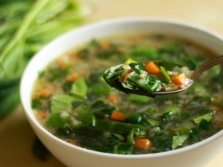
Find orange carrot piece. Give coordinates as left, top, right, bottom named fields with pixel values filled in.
left=67, top=72, right=79, bottom=81
left=56, top=58, right=66, bottom=68
left=66, top=139, right=78, bottom=146
left=35, top=111, right=47, bottom=120
left=108, top=94, right=118, bottom=104
left=68, top=52, right=78, bottom=60
left=119, top=70, right=132, bottom=83
left=134, top=138, right=151, bottom=149
left=110, top=110, right=126, bottom=121
left=100, top=41, right=110, bottom=49
left=171, top=73, right=186, bottom=85
left=144, top=61, right=160, bottom=75
left=38, top=88, right=51, bottom=98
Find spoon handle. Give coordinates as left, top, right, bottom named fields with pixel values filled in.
left=191, top=55, right=223, bottom=80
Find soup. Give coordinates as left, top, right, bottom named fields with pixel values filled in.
left=31, top=33, right=223, bottom=154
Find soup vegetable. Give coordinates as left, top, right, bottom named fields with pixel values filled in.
left=31, top=34, right=223, bottom=154
left=103, top=58, right=193, bottom=95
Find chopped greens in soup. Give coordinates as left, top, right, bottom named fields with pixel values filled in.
left=103, top=58, right=193, bottom=95
left=31, top=34, right=223, bottom=154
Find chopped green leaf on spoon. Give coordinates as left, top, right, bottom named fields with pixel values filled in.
left=103, top=59, right=193, bottom=96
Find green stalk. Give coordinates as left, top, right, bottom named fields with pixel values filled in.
left=0, top=0, right=51, bottom=66
left=0, top=0, right=84, bottom=118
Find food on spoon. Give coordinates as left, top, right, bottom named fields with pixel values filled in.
left=103, top=59, right=193, bottom=94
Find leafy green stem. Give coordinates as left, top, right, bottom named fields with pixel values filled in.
left=0, top=0, right=51, bottom=67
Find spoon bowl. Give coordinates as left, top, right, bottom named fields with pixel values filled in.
left=104, top=55, right=223, bottom=97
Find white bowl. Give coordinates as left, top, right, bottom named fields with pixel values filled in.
left=20, top=17, right=223, bottom=167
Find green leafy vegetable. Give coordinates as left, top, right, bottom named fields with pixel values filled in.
left=0, top=0, right=84, bottom=117
left=113, top=143, right=133, bottom=154
left=51, top=94, right=74, bottom=113
left=127, top=94, right=150, bottom=104
left=125, top=46, right=158, bottom=61
left=103, top=58, right=193, bottom=96
left=159, top=66, right=170, bottom=83
left=95, top=119, right=146, bottom=135
left=172, top=135, right=189, bottom=149
left=47, top=112, right=70, bottom=128
left=193, top=113, right=212, bottom=125
left=70, top=77, right=88, bottom=98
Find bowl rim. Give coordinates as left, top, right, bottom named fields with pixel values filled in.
left=20, top=16, right=223, bottom=158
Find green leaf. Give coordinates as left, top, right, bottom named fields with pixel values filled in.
left=0, top=39, right=26, bottom=78
left=95, top=119, right=146, bottom=135
left=159, top=66, right=170, bottom=83
left=70, top=77, right=87, bottom=98
left=124, top=72, right=162, bottom=93
left=89, top=84, right=110, bottom=95
left=114, top=143, right=133, bottom=154
left=125, top=113, right=143, bottom=124
left=127, top=129, right=134, bottom=144
left=75, top=106, right=95, bottom=127
left=50, top=94, right=74, bottom=113
left=125, top=46, right=158, bottom=61
left=127, top=94, right=150, bottom=104
left=0, top=0, right=51, bottom=68
left=36, top=0, right=69, bottom=24
left=172, top=135, right=189, bottom=149
left=0, top=0, right=84, bottom=118
left=47, top=112, right=70, bottom=128
left=193, top=113, right=212, bottom=125
left=148, top=119, right=160, bottom=127
left=112, top=133, right=125, bottom=141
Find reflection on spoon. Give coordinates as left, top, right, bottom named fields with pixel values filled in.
left=103, top=56, right=223, bottom=97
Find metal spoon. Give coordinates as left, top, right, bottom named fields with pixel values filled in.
left=103, top=55, right=223, bottom=97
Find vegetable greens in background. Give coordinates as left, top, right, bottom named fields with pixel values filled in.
left=0, top=0, right=85, bottom=117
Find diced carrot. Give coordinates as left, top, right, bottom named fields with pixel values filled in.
left=67, top=72, right=79, bottom=81
left=110, top=110, right=127, bottom=121
left=119, top=70, right=132, bottom=83
left=134, top=138, right=152, bottom=149
left=108, top=94, right=118, bottom=105
left=38, top=88, right=51, bottom=98
left=144, top=61, right=160, bottom=75
left=68, top=53, right=78, bottom=61
left=100, top=41, right=110, bottom=49
left=56, top=58, right=66, bottom=68
left=35, top=111, right=47, bottom=120
left=171, top=73, right=186, bottom=85
left=66, top=139, right=78, bottom=146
